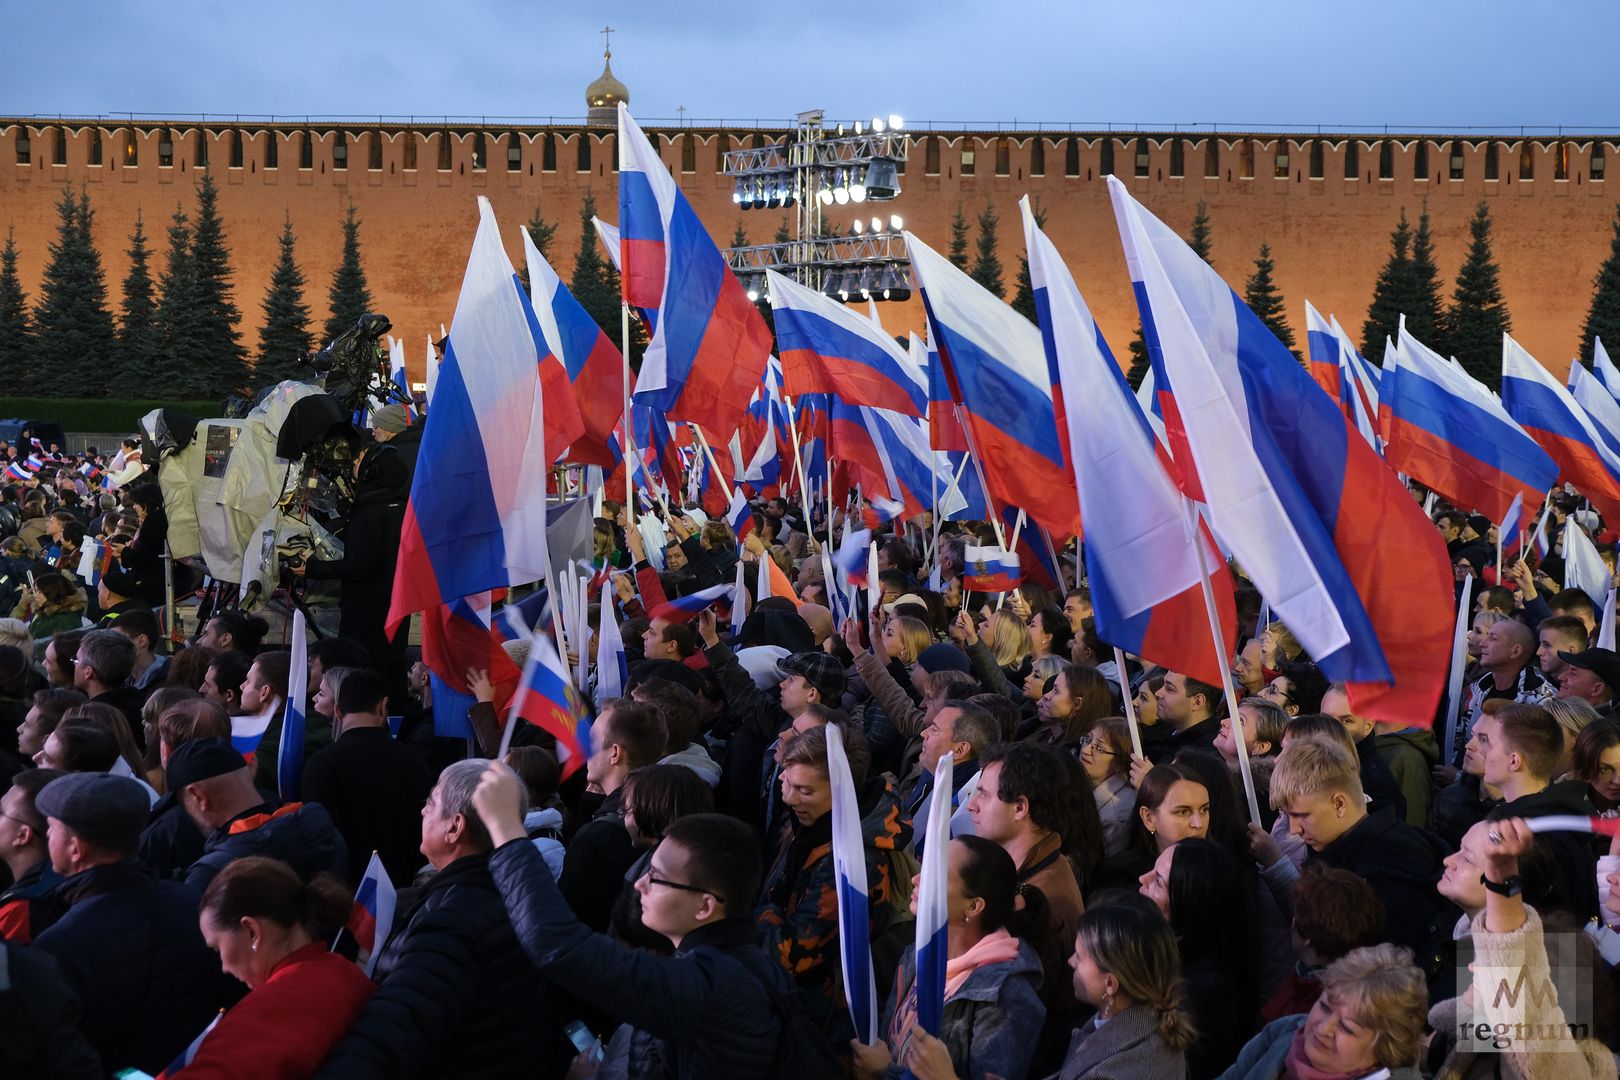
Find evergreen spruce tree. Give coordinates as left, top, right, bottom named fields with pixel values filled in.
left=970, top=201, right=1004, bottom=299
left=948, top=204, right=970, bottom=270
left=186, top=173, right=249, bottom=395
left=1189, top=200, right=1214, bottom=264
left=256, top=214, right=314, bottom=385
left=0, top=229, right=35, bottom=370
left=1010, top=202, right=1044, bottom=324
left=1440, top=201, right=1512, bottom=389
left=570, top=191, right=644, bottom=368
left=1244, top=243, right=1300, bottom=361
left=1128, top=202, right=1215, bottom=386
left=324, top=204, right=372, bottom=343
left=156, top=204, right=209, bottom=397
left=1581, top=203, right=1620, bottom=363
left=1407, top=208, right=1444, bottom=345
left=1360, top=210, right=1420, bottom=359
left=115, top=212, right=161, bottom=385
left=33, top=186, right=118, bottom=396
left=773, top=220, right=792, bottom=246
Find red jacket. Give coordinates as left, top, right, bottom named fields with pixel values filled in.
left=174, top=941, right=374, bottom=1078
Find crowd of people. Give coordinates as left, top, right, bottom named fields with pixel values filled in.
left=3, top=427, right=1620, bottom=1080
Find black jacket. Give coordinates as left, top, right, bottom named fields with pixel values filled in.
left=1161, top=714, right=1221, bottom=762
left=1309, top=805, right=1448, bottom=956
left=136, top=791, right=208, bottom=882
left=303, top=449, right=407, bottom=668
left=704, top=639, right=794, bottom=823
left=1431, top=771, right=1496, bottom=849
left=315, top=851, right=558, bottom=1080
left=1491, top=779, right=1600, bottom=922
left=0, top=941, right=103, bottom=1079
left=1355, top=730, right=1408, bottom=822
left=559, top=787, right=639, bottom=932
left=33, top=862, right=237, bottom=1074
left=92, top=686, right=148, bottom=748
left=186, top=799, right=351, bottom=892
left=302, top=725, right=436, bottom=887
left=490, top=838, right=787, bottom=1080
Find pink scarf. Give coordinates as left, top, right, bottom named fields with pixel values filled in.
left=942, top=928, right=1022, bottom=999
left=1282, top=1021, right=1368, bottom=1080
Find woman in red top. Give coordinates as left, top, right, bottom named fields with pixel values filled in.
left=177, top=856, right=375, bottom=1078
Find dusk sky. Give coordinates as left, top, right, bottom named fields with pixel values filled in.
left=3, top=1, right=1617, bottom=132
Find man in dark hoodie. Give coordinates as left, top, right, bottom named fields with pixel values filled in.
left=1320, top=683, right=1411, bottom=825
left=169, top=737, right=350, bottom=892
left=1474, top=700, right=1599, bottom=920
left=1263, top=737, right=1447, bottom=956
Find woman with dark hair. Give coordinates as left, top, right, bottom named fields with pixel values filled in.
left=1031, top=665, right=1113, bottom=752
left=1089, top=763, right=1210, bottom=897
left=1572, top=719, right=1620, bottom=816
left=1141, top=838, right=1259, bottom=1080
left=21, top=571, right=88, bottom=655
left=1028, top=607, right=1072, bottom=662
left=103, top=482, right=169, bottom=609
left=1079, top=718, right=1134, bottom=860
left=613, top=764, right=717, bottom=953
left=185, top=856, right=375, bottom=1077
left=166, top=645, right=221, bottom=692
left=853, top=836, right=1050, bottom=1080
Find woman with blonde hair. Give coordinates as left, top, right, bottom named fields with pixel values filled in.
left=1217, top=943, right=1427, bottom=1079
left=0, top=616, right=30, bottom=652
left=883, top=614, right=934, bottom=668
left=985, top=608, right=1033, bottom=684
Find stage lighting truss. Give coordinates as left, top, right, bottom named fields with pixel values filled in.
left=722, top=110, right=909, bottom=299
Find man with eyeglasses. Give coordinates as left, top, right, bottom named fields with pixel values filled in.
left=471, top=762, right=792, bottom=1080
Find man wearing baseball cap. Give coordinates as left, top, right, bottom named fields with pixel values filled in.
left=168, top=737, right=349, bottom=893
left=1557, top=646, right=1620, bottom=721
left=31, top=773, right=233, bottom=1073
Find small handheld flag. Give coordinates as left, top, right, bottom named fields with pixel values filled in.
left=344, top=851, right=398, bottom=978
left=913, top=752, right=955, bottom=1044
left=647, top=582, right=737, bottom=624
left=962, top=545, right=1021, bottom=593
left=827, top=724, right=879, bottom=1044
left=595, top=580, right=628, bottom=703
left=727, top=487, right=756, bottom=542
left=277, top=609, right=309, bottom=802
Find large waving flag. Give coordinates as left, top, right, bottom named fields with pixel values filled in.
left=1335, top=314, right=1382, bottom=450
left=1593, top=338, right=1620, bottom=402
left=1571, top=361, right=1620, bottom=458
left=1108, top=176, right=1452, bottom=725
left=1566, top=517, right=1612, bottom=603
left=345, top=851, right=397, bottom=978
left=524, top=229, right=621, bottom=468
left=768, top=269, right=927, bottom=416
left=1303, top=302, right=1346, bottom=403
left=388, top=197, right=553, bottom=632
left=1025, top=201, right=1234, bottom=686
left=829, top=398, right=894, bottom=506
left=517, top=229, right=589, bottom=465
left=424, top=591, right=523, bottom=741
left=827, top=723, right=878, bottom=1045
left=921, top=330, right=969, bottom=453
left=619, top=105, right=772, bottom=440
left=276, top=609, right=308, bottom=802
left=1503, top=333, right=1620, bottom=524
left=906, top=232, right=1080, bottom=535
left=1381, top=323, right=1556, bottom=526
left=741, top=358, right=789, bottom=494
left=913, top=751, right=955, bottom=1047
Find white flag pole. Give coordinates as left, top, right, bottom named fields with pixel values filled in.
left=1442, top=573, right=1474, bottom=768
left=1114, top=646, right=1145, bottom=760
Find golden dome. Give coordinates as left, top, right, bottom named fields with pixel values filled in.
left=586, top=50, right=629, bottom=111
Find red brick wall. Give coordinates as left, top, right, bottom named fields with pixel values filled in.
left=2, top=122, right=1614, bottom=384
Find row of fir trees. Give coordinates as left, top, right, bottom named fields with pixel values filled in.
left=0, top=179, right=646, bottom=401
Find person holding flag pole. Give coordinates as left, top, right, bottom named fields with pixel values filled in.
left=1496, top=491, right=1525, bottom=583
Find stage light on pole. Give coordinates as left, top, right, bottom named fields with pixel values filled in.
left=889, top=213, right=904, bottom=231
left=871, top=117, right=885, bottom=133
left=851, top=218, right=864, bottom=235
left=888, top=115, right=904, bottom=131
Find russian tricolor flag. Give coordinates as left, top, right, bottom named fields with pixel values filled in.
left=835, top=528, right=873, bottom=588
left=229, top=710, right=273, bottom=759
left=1498, top=491, right=1527, bottom=554
left=1302, top=302, right=1345, bottom=403
left=75, top=539, right=114, bottom=588
left=345, top=851, right=397, bottom=978
left=912, top=751, right=954, bottom=1046
left=277, top=609, right=309, bottom=802
left=1503, top=333, right=1620, bottom=525
left=1571, top=361, right=1620, bottom=458
left=963, top=545, right=1021, bottom=593
left=727, top=487, right=756, bottom=541
left=1380, top=323, right=1556, bottom=532
left=906, top=232, right=1081, bottom=537
left=828, top=723, right=878, bottom=1044
left=25, top=454, right=44, bottom=472
left=1109, top=176, right=1453, bottom=726
left=647, top=582, right=737, bottom=624
left=767, top=269, right=927, bottom=417
left=922, top=330, right=969, bottom=454
left=388, top=337, right=418, bottom=424
left=1592, top=338, right=1620, bottom=402
left=520, top=228, right=597, bottom=466
left=507, top=629, right=593, bottom=778
left=6, top=462, right=32, bottom=481
left=424, top=591, right=523, bottom=741
left=387, top=197, right=554, bottom=634
left=619, top=105, right=771, bottom=441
